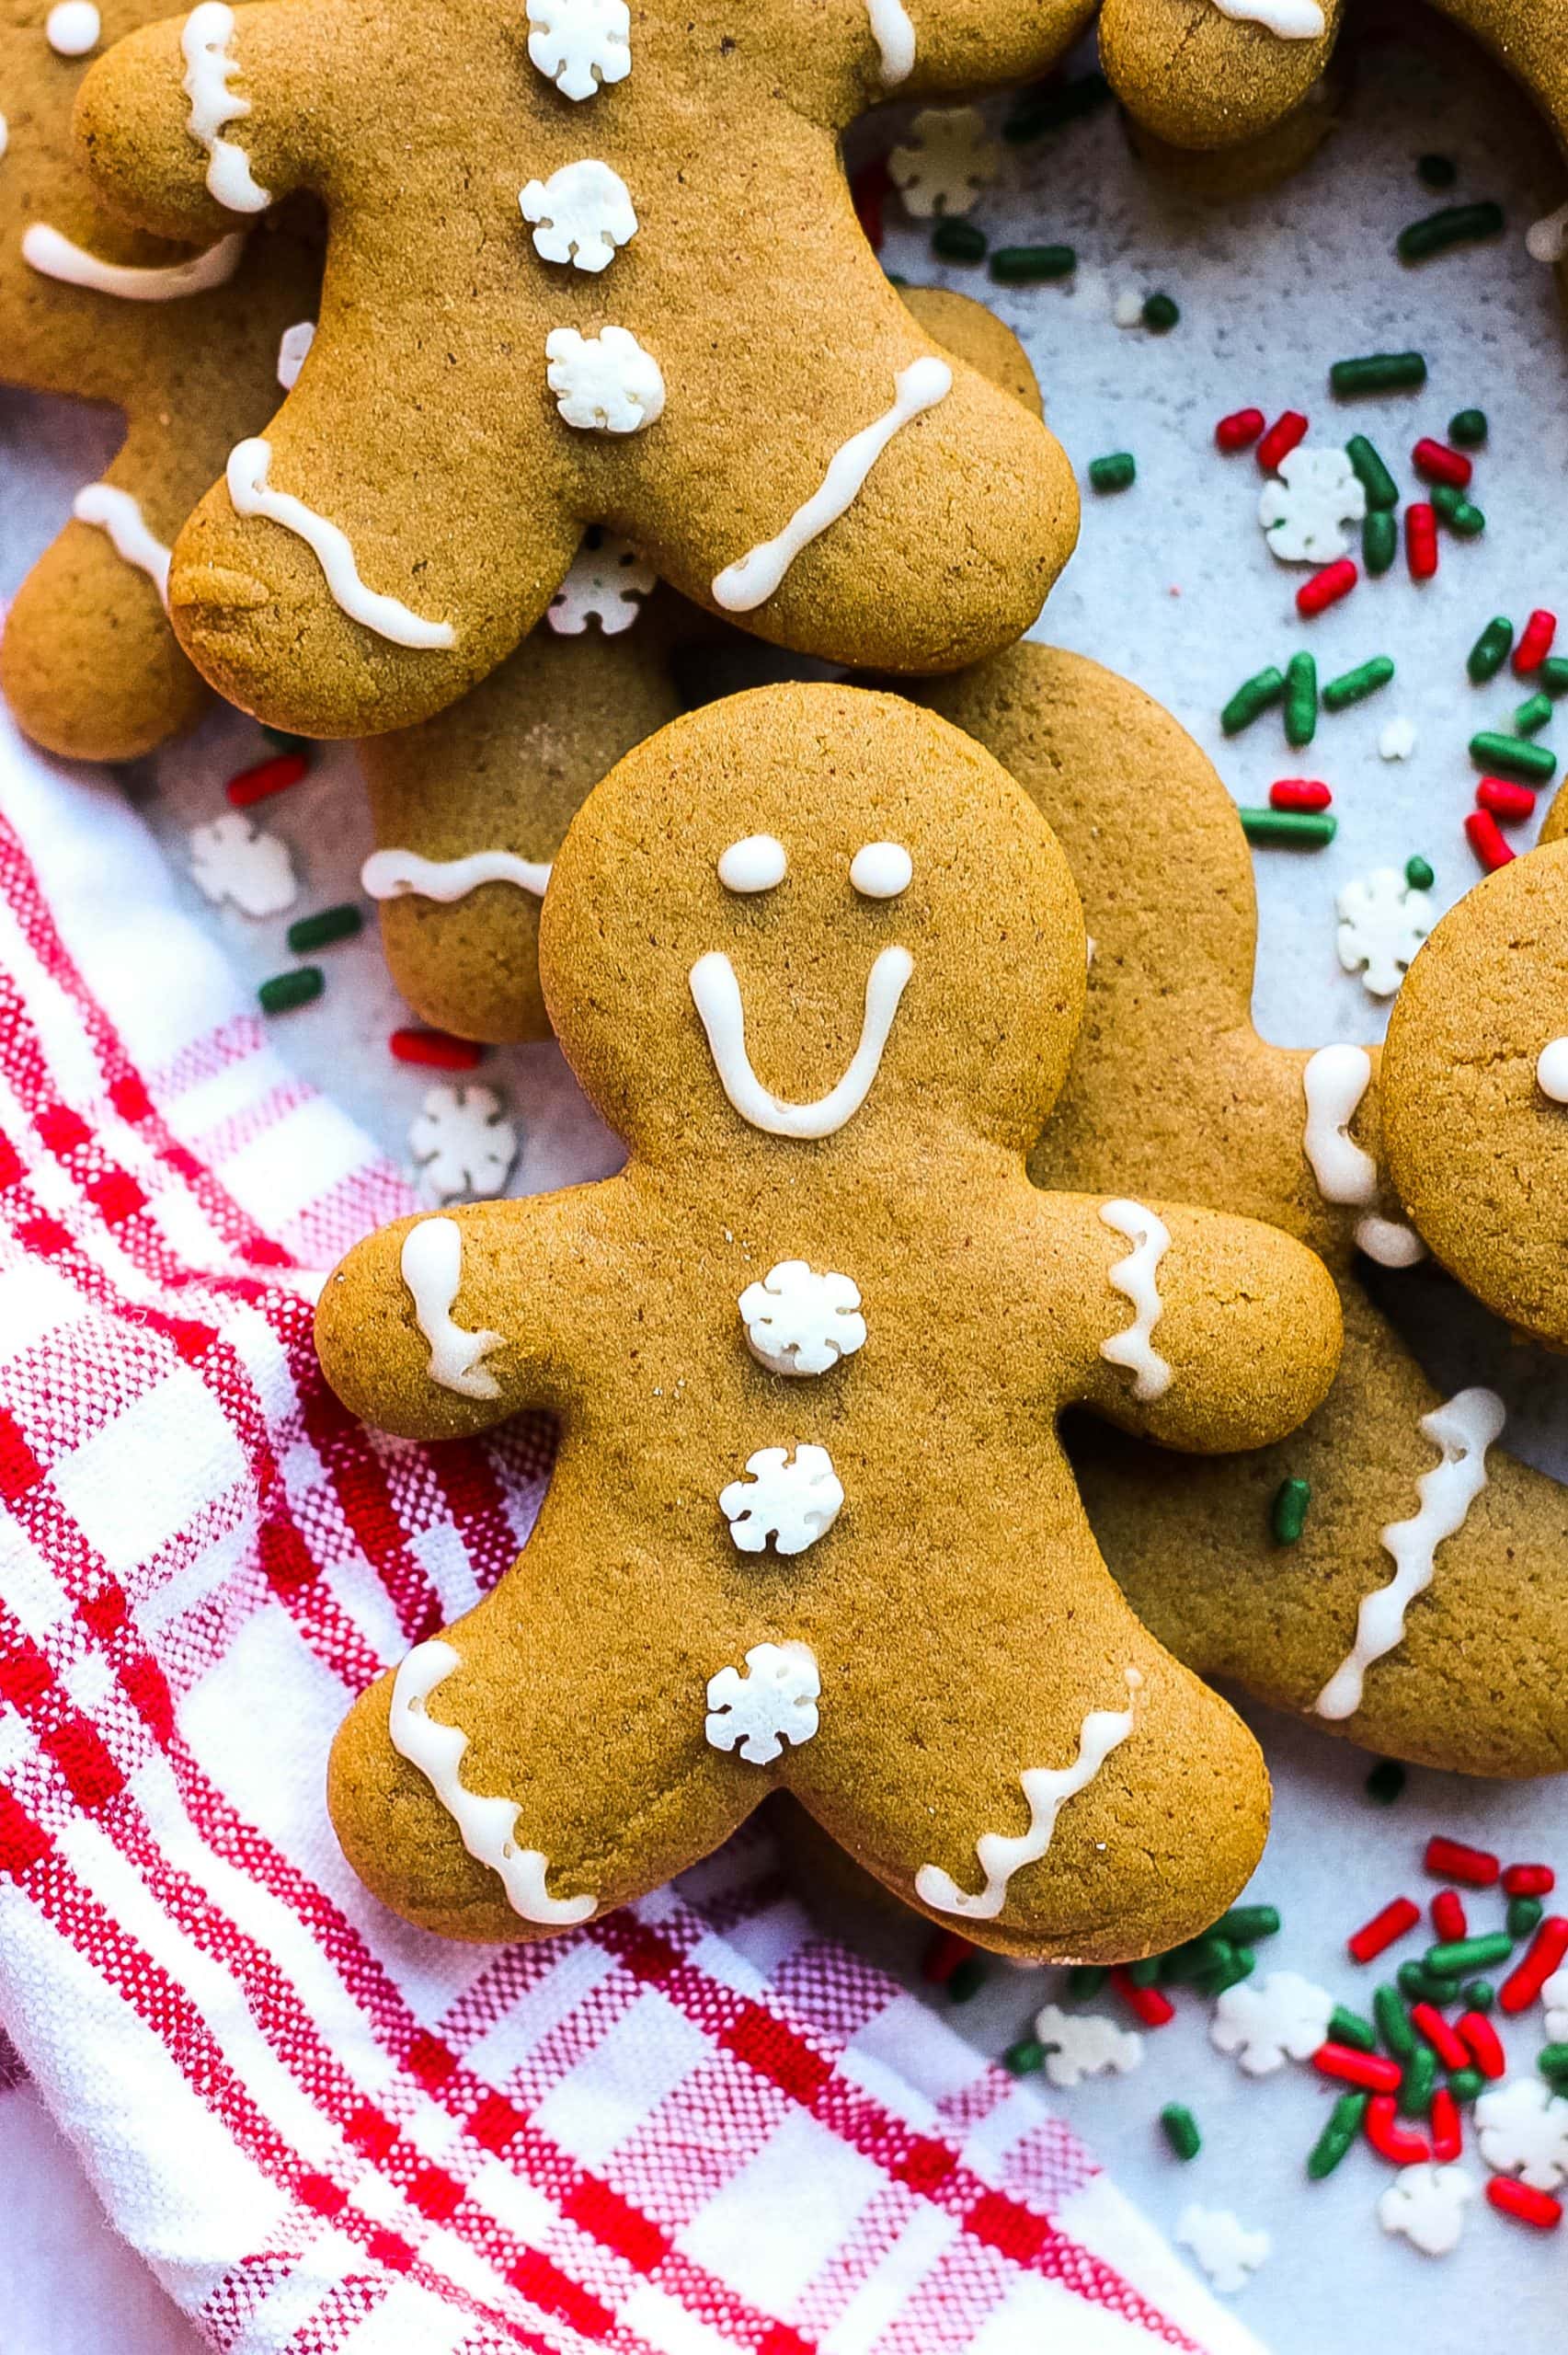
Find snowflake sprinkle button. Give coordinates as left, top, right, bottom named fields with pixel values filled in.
left=704, top=1641, right=820, bottom=1764
left=719, top=1443, right=843, bottom=1554
left=738, top=1260, right=866, bottom=1377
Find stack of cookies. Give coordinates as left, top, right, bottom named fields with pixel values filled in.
left=4, top=0, right=1566, bottom=1964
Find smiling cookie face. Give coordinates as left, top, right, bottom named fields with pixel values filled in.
left=538, top=684, right=1087, bottom=1163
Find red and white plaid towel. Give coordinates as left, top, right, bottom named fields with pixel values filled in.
left=0, top=720, right=1264, bottom=2355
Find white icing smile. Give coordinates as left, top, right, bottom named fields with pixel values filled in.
left=689, top=945, right=911, bottom=1139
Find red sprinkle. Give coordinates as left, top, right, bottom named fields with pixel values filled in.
left=1466, top=810, right=1516, bottom=872
left=1405, top=501, right=1438, bottom=581
left=1431, top=1890, right=1468, bottom=1943
left=1298, top=557, right=1357, bottom=618
left=1412, top=438, right=1473, bottom=489
left=1365, top=2094, right=1431, bottom=2166
left=1257, top=409, right=1309, bottom=472
left=225, top=752, right=309, bottom=809
left=1500, top=1915, right=1568, bottom=2014
left=1457, top=2009, right=1506, bottom=2079
left=1477, top=776, right=1538, bottom=822
left=1429, top=2087, right=1463, bottom=2165
left=849, top=155, right=889, bottom=254
left=1514, top=608, right=1558, bottom=674
left=1216, top=406, right=1266, bottom=454
left=1425, top=1838, right=1501, bottom=1886
left=1312, top=2041, right=1402, bottom=2093
left=1108, top=1967, right=1175, bottom=2028
left=388, top=1028, right=485, bottom=1071
left=1503, top=1864, right=1557, bottom=1899
left=1487, top=2177, right=1563, bottom=2231
left=1348, top=1896, right=1421, bottom=1964
left=921, top=1929, right=975, bottom=1985
left=1269, top=779, right=1333, bottom=811
left=1410, top=2002, right=1471, bottom=2074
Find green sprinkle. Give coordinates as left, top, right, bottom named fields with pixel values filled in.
left=1284, top=653, right=1318, bottom=748
left=1346, top=435, right=1400, bottom=511
left=946, top=1956, right=987, bottom=2003
left=1448, top=407, right=1488, bottom=447
left=1005, top=2037, right=1047, bottom=2075
left=1215, top=1904, right=1280, bottom=1945
left=1398, top=1960, right=1459, bottom=2005
left=1448, top=2066, right=1485, bottom=2105
left=883, top=270, right=909, bottom=286
left=1330, top=350, right=1427, bottom=396
left=1375, top=1984, right=1418, bottom=2061
left=1363, top=511, right=1399, bottom=575
left=1089, top=452, right=1137, bottom=493
left=1402, top=856, right=1435, bottom=894
left=990, top=243, right=1076, bottom=283
left=1161, top=2104, right=1203, bottom=2162
left=1329, top=2004, right=1377, bottom=2053
left=1431, top=482, right=1485, bottom=536
left=1366, top=1759, right=1406, bottom=1805
left=1161, top=1934, right=1230, bottom=1985
left=1222, top=667, right=1286, bottom=735
left=1069, top=1964, right=1108, bottom=2000
left=1468, top=616, right=1515, bottom=682
left=933, top=219, right=987, bottom=263
left=1398, top=201, right=1505, bottom=262
left=1142, top=292, right=1179, bottom=333
left=1203, top=1947, right=1256, bottom=1996
left=1425, top=1933, right=1514, bottom=1976
left=1471, top=730, right=1558, bottom=783
left=1514, top=695, right=1553, bottom=739
left=1239, top=809, right=1337, bottom=849
left=261, top=726, right=312, bottom=754
left=1001, top=71, right=1111, bottom=144
left=1418, top=154, right=1458, bottom=190
left=1271, top=1476, right=1311, bottom=1544
left=1539, top=2044, right=1568, bottom=2081
left=1509, top=1895, right=1547, bottom=1937
left=287, top=902, right=363, bottom=955
left=1127, top=1956, right=1162, bottom=1987
left=1322, top=655, right=1394, bottom=713
left=1539, top=656, right=1568, bottom=697
left=1308, top=2091, right=1368, bottom=2180
left=1460, top=1980, right=1495, bottom=2012
left=258, top=968, right=323, bottom=1017
left=1400, top=2045, right=1438, bottom=2119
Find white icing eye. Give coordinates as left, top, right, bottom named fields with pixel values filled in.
left=717, top=834, right=786, bottom=893
left=850, top=842, right=912, bottom=900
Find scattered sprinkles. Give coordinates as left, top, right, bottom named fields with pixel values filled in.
left=1330, top=350, right=1427, bottom=396
left=258, top=967, right=323, bottom=1017
left=388, top=1028, right=486, bottom=1071
left=225, top=750, right=311, bottom=809
left=1270, top=1476, right=1311, bottom=1543
left=1088, top=452, right=1136, bottom=494
left=1397, top=201, right=1506, bottom=263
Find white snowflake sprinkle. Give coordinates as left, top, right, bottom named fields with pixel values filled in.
left=1379, top=2163, right=1477, bottom=2257
left=525, top=0, right=630, bottom=100
left=1259, top=445, right=1367, bottom=565
left=738, top=1261, right=865, bottom=1377
left=188, top=813, right=297, bottom=918
left=277, top=319, right=315, bottom=390
left=1475, top=2077, right=1568, bottom=2191
left=409, top=1085, right=518, bottom=1205
left=546, top=531, right=657, bottom=634
left=704, top=1640, right=819, bottom=1765
left=1543, top=1969, right=1568, bottom=2043
left=1210, top=1970, right=1333, bottom=2076
left=1175, top=2205, right=1270, bottom=2295
left=545, top=325, right=664, bottom=433
left=1336, top=867, right=1435, bottom=998
left=719, top=1443, right=842, bottom=1556
left=1112, top=288, right=1144, bottom=328
left=1379, top=717, right=1418, bottom=761
left=1032, top=2004, right=1143, bottom=2087
left=521, top=158, right=637, bottom=272
left=887, top=106, right=999, bottom=219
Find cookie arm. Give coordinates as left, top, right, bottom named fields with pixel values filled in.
left=315, top=1200, right=589, bottom=1442
left=1098, top=0, right=1344, bottom=153
left=75, top=3, right=326, bottom=246
left=1047, top=1194, right=1342, bottom=1452
left=889, top=0, right=1098, bottom=98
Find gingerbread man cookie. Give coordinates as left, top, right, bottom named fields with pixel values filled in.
left=357, top=287, right=1042, bottom=1045
left=1381, top=785, right=1568, bottom=1352
left=319, top=684, right=1342, bottom=1954
left=0, top=0, right=318, bottom=761
left=921, top=642, right=1568, bottom=1777
left=74, top=0, right=1087, bottom=741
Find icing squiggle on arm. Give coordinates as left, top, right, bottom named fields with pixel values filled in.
left=1300, top=1042, right=1425, bottom=1268
left=22, top=223, right=246, bottom=300
left=689, top=946, right=911, bottom=1138
left=1210, top=0, right=1326, bottom=34
left=712, top=358, right=951, bottom=613
left=400, top=1217, right=505, bottom=1399
left=1098, top=1200, right=1172, bottom=1402
left=915, top=1671, right=1142, bottom=1922
left=361, top=847, right=551, bottom=903
left=181, top=3, right=271, bottom=214
left=226, top=440, right=456, bottom=649
left=1315, top=1388, right=1505, bottom=1721
left=73, top=485, right=171, bottom=606
left=864, top=0, right=915, bottom=83
left=390, top=1640, right=597, bottom=1924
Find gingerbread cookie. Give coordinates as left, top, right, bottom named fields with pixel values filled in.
left=318, top=684, right=1342, bottom=1954
left=74, top=0, right=1088, bottom=741
left=358, top=287, right=1042, bottom=1045
left=0, top=0, right=318, bottom=761
left=1381, top=785, right=1568, bottom=1352
left=921, top=641, right=1568, bottom=1777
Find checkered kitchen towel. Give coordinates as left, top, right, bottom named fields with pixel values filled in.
left=0, top=718, right=1264, bottom=2355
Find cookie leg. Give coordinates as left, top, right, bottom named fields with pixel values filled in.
left=1099, top=0, right=1344, bottom=152
left=783, top=1581, right=1268, bottom=1962
left=328, top=1562, right=762, bottom=1942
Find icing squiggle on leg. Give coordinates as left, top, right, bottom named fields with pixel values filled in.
left=361, top=847, right=551, bottom=902
left=390, top=1640, right=597, bottom=1925
left=915, top=1671, right=1142, bottom=1922
left=73, top=485, right=172, bottom=607
left=226, top=440, right=457, bottom=649
left=22, top=222, right=246, bottom=301
left=1315, top=1388, right=1506, bottom=1721
left=1098, top=1199, right=1173, bottom=1402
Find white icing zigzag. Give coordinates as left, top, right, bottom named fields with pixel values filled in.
left=73, top=485, right=172, bottom=606
left=1098, top=1200, right=1173, bottom=1402
left=23, top=222, right=246, bottom=300
left=361, top=847, right=552, bottom=903
left=226, top=439, right=456, bottom=649
left=400, top=1217, right=505, bottom=1400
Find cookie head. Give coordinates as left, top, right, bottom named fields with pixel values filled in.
left=539, top=684, right=1087, bottom=1161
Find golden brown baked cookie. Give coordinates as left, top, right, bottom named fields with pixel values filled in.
left=318, top=684, right=1343, bottom=1956
left=0, top=0, right=317, bottom=761
left=921, top=642, right=1568, bottom=1777
left=74, top=0, right=1089, bottom=741
left=1381, top=786, right=1568, bottom=1353
left=356, top=287, right=1042, bottom=1046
